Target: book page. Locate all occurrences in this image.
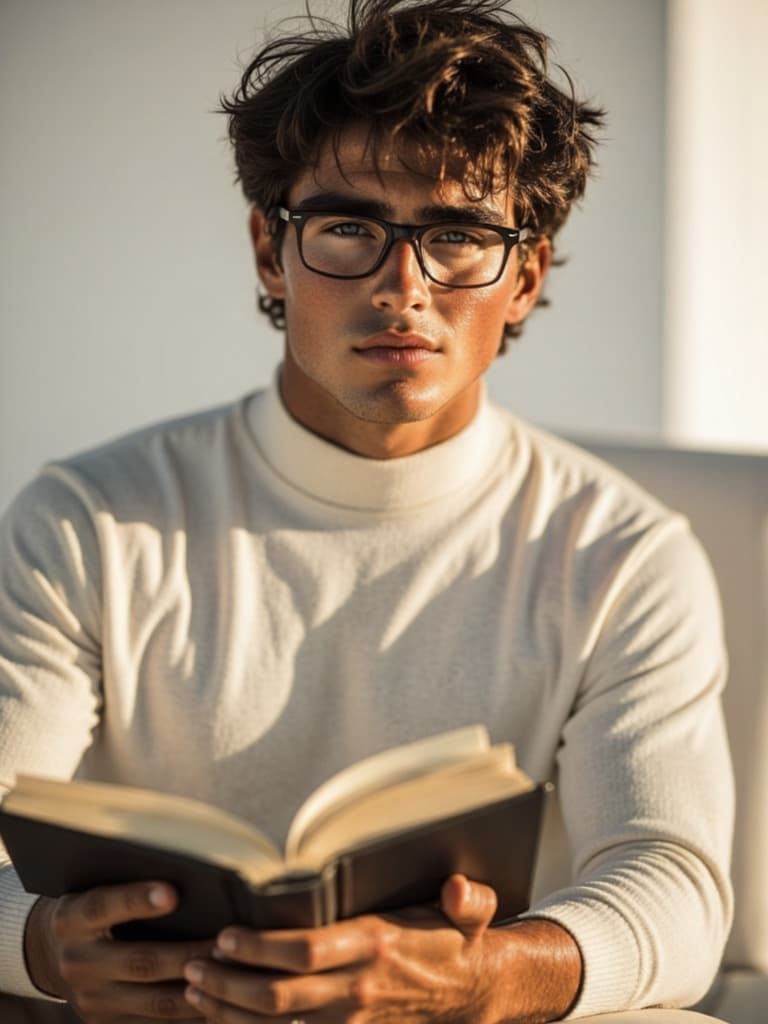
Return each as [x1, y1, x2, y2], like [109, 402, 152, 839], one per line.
[286, 724, 490, 855]
[289, 744, 534, 867]
[4, 777, 283, 879]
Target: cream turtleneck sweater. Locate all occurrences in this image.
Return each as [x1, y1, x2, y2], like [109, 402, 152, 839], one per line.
[0, 381, 733, 1016]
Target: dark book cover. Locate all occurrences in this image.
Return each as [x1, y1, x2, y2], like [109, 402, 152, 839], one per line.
[0, 785, 545, 939]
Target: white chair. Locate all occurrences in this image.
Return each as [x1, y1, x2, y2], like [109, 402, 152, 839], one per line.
[569, 440, 768, 1023]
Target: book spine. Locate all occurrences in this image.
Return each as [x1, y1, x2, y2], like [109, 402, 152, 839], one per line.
[247, 862, 339, 928]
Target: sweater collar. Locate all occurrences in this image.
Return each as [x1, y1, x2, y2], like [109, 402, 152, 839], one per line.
[244, 371, 508, 513]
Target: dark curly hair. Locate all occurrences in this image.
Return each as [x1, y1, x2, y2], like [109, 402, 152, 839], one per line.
[220, 0, 605, 350]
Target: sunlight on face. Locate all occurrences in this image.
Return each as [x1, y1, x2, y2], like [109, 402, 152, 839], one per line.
[255, 126, 546, 457]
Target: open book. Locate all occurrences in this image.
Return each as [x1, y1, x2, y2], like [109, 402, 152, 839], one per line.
[0, 725, 545, 939]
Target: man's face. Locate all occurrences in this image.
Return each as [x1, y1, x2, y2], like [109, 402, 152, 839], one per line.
[252, 127, 549, 458]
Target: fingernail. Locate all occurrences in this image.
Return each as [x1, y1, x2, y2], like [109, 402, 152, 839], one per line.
[218, 931, 237, 952]
[148, 884, 171, 908]
[185, 962, 204, 984]
[185, 985, 201, 1006]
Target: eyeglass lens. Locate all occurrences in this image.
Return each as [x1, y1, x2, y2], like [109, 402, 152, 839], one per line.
[299, 214, 508, 286]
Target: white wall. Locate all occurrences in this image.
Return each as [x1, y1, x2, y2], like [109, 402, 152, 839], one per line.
[665, 0, 768, 451]
[0, 0, 668, 514]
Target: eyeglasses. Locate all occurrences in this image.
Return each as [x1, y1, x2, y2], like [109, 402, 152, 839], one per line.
[277, 206, 530, 289]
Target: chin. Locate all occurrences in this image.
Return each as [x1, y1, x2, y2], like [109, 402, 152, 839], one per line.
[342, 381, 448, 424]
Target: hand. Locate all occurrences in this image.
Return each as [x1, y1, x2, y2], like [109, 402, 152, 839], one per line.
[24, 881, 213, 1021]
[182, 874, 580, 1023]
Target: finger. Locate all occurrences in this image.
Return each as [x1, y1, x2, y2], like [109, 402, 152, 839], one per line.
[61, 937, 214, 986]
[213, 916, 390, 973]
[186, 986, 351, 1024]
[55, 881, 178, 939]
[98, 1019, 203, 1024]
[440, 874, 497, 939]
[185, 959, 353, 1015]
[100, 1017, 203, 1024]
[185, 988, 249, 1024]
[68, 980, 200, 1019]
[185, 986, 281, 1024]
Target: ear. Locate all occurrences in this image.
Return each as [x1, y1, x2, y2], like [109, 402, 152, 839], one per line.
[504, 237, 552, 326]
[249, 208, 286, 300]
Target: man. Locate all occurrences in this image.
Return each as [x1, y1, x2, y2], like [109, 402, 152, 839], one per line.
[0, 1, 733, 1021]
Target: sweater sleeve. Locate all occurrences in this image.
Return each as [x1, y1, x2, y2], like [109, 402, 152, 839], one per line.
[0, 471, 103, 997]
[523, 519, 734, 1017]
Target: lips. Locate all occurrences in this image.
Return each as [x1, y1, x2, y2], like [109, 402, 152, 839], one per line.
[354, 332, 440, 352]
[352, 332, 441, 367]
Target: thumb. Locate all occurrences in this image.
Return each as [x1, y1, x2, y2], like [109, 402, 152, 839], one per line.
[440, 873, 497, 940]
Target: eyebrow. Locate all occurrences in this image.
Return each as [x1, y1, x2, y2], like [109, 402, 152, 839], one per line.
[292, 191, 508, 226]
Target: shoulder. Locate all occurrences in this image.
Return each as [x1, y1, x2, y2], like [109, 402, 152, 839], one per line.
[40, 395, 256, 513]
[1, 395, 262, 546]
[489, 404, 713, 602]
[494, 403, 675, 533]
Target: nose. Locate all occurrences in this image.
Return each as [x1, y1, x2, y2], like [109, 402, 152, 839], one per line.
[370, 239, 432, 314]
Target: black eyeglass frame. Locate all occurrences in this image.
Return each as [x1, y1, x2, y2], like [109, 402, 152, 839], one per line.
[276, 206, 531, 289]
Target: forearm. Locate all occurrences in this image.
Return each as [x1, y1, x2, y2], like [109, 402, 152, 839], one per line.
[525, 839, 731, 1015]
[484, 918, 582, 1023]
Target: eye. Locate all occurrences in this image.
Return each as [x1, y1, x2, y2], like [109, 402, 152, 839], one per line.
[326, 219, 375, 238]
[430, 227, 483, 246]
